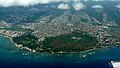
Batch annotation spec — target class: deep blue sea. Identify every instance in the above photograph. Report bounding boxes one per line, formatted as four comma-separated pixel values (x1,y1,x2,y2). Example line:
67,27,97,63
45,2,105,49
0,35,119,68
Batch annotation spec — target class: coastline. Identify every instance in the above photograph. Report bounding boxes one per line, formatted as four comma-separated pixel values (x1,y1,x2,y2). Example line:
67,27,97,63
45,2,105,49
0,35,118,54
0,35,36,52
3,35,19,47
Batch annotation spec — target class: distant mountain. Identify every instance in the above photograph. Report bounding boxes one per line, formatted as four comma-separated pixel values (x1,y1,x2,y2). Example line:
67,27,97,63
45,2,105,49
0,1,120,25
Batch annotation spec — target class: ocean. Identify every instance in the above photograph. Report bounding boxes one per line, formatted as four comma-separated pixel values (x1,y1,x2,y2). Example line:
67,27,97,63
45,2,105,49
0,35,119,68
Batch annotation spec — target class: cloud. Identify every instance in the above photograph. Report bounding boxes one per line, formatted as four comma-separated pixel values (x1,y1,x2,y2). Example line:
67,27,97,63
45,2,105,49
91,5,103,9
0,0,60,7
92,0,104,1
0,0,119,7
0,0,83,7
73,3,85,11
0,0,86,11
116,4,120,9
57,3,70,10
116,4,120,12
73,0,80,3
0,0,16,7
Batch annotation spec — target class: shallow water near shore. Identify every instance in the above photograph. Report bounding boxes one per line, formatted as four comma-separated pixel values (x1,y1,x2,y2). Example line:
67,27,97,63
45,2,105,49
0,35,120,68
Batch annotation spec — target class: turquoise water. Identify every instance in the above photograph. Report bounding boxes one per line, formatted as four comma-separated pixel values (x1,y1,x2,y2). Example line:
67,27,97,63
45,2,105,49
0,35,119,68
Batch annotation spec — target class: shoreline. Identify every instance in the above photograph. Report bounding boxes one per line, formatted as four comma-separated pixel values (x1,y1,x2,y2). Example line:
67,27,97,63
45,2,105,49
0,35,36,52
0,35,118,54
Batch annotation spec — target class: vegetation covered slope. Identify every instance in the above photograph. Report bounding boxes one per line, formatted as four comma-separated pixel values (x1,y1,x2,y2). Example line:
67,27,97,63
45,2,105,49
12,31,99,53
